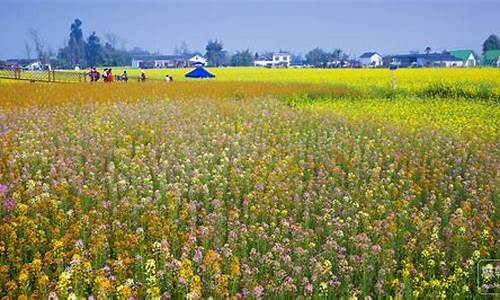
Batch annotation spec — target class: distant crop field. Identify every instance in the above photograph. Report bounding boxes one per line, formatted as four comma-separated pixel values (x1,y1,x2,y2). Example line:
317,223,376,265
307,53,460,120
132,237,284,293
106,67,500,90
0,77,498,298
62,67,500,101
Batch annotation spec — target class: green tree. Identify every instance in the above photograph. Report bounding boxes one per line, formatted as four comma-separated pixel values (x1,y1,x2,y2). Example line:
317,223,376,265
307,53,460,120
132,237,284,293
68,19,87,67
483,34,500,54
425,47,432,55
103,42,132,66
330,49,345,61
86,32,104,67
305,48,329,67
230,50,254,66
205,40,226,67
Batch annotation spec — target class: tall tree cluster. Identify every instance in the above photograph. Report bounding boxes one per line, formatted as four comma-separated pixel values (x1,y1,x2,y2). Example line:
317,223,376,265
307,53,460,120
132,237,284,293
86,32,103,67
305,48,346,67
205,40,227,67
68,19,86,66
230,50,254,66
54,19,134,68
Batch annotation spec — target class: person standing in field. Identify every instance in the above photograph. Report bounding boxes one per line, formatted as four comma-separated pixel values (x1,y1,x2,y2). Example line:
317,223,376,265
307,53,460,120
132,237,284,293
140,71,147,82
88,67,98,82
107,69,114,82
165,74,171,82
88,67,94,82
102,68,108,82
121,70,128,82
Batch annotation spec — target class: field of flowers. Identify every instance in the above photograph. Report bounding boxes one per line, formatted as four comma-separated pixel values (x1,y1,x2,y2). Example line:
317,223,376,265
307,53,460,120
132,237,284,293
0,80,498,299
93,67,500,97
294,97,500,141
98,67,500,85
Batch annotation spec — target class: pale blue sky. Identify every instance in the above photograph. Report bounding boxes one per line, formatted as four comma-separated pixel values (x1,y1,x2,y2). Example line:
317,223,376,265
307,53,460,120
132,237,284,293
0,0,499,59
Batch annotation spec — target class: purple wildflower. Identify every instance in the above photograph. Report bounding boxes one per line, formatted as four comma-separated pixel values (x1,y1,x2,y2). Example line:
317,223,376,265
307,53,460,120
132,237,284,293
193,249,203,263
253,286,264,299
241,288,249,298
75,239,84,248
103,265,111,274
0,184,8,194
305,283,313,294
4,198,16,212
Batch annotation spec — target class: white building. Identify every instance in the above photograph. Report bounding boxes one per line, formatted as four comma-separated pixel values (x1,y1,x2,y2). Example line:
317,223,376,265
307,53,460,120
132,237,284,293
254,58,273,68
254,52,291,68
359,52,383,67
448,50,478,67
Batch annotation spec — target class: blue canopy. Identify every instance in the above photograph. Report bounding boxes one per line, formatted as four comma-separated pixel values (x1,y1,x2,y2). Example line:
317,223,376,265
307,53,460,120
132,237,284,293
185,67,215,78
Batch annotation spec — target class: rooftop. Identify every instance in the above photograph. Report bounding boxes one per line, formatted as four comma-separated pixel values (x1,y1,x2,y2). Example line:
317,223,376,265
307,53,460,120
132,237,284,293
360,52,380,58
448,50,474,61
390,53,462,61
484,49,500,60
483,50,500,65
132,55,190,61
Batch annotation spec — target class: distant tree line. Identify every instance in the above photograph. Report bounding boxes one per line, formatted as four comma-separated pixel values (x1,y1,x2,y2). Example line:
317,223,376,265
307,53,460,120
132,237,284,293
13,18,500,69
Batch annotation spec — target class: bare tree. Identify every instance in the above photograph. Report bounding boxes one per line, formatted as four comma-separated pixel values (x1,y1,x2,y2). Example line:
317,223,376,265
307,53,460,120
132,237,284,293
24,40,32,59
105,33,120,49
119,39,126,50
174,41,190,56
28,28,46,63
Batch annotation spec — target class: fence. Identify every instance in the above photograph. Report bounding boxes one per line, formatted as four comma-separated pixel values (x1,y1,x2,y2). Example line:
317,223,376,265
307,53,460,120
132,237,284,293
0,69,163,83
0,69,88,83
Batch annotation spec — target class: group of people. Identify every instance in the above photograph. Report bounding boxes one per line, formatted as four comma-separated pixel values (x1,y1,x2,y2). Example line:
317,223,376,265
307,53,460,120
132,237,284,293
87,68,173,83
88,67,128,82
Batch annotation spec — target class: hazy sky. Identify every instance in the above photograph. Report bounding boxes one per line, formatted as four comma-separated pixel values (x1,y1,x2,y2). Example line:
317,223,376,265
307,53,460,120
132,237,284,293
1,0,499,59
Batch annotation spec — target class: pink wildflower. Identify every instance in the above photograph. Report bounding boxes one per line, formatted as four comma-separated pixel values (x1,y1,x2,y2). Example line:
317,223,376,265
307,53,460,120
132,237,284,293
0,184,8,194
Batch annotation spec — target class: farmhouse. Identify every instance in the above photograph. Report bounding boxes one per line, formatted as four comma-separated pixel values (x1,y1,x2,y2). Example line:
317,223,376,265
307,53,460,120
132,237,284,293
483,50,500,67
448,50,478,67
254,52,291,68
389,52,463,67
2,59,52,71
131,54,207,69
4,58,40,68
359,52,383,67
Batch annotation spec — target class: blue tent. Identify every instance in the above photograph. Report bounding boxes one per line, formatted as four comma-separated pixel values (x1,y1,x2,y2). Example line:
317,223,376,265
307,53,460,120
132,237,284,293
185,67,215,78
